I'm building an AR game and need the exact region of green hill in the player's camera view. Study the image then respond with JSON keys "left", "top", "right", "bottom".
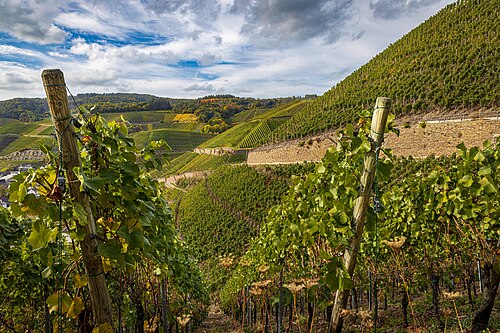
{"left": 270, "top": 0, "right": 500, "bottom": 142}
{"left": 131, "top": 128, "right": 215, "bottom": 152}
{"left": 201, "top": 100, "right": 310, "bottom": 149}
{"left": 170, "top": 163, "right": 315, "bottom": 291}
{"left": 100, "top": 110, "right": 175, "bottom": 123}
{"left": 198, "top": 121, "right": 257, "bottom": 149}
{"left": 0, "top": 120, "right": 37, "bottom": 135}
{"left": 0, "top": 93, "right": 172, "bottom": 121}
{"left": 177, "top": 166, "right": 290, "bottom": 258}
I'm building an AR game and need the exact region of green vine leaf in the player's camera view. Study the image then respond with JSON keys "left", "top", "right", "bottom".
{"left": 28, "top": 221, "right": 57, "bottom": 251}
{"left": 73, "top": 203, "right": 88, "bottom": 226}
{"left": 97, "top": 239, "right": 123, "bottom": 262}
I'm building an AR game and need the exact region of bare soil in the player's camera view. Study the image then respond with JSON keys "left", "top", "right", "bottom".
{"left": 385, "top": 118, "right": 499, "bottom": 158}
{"left": 247, "top": 118, "right": 499, "bottom": 164}
{"left": 193, "top": 304, "right": 243, "bottom": 333}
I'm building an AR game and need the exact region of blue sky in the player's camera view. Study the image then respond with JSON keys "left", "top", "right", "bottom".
{"left": 0, "top": 0, "right": 454, "bottom": 100}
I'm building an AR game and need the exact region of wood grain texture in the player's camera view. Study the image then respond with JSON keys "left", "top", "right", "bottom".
{"left": 42, "top": 69, "right": 114, "bottom": 328}
{"left": 329, "top": 97, "right": 391, "bottom": 333}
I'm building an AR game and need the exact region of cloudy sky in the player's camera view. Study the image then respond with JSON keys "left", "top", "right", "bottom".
{"left": 0, "top": 0, "right": 454, "bottom": 100}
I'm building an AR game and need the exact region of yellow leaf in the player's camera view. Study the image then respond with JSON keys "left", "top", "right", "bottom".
{"left": 67, "top": 296, "right": 85, "bottom": 319}
{"left": 73, "top": 274, "right": 89, "bottom": 288}
{"left": 92, "top": 322, "right": 114, "bottom": 333}
{"left": 70, "top": 252, "right": 81, "bottom": 262}
{"left": 46, "top": 290, "right": 71, "bottom": 314}
{"left": 102, "top": 258, "right": 112, "bottom": 272}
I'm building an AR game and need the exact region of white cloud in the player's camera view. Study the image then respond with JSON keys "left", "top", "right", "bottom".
{"left": 0, "top": 0, "right": 68, "bottom": 44}
{"left": 47, "top": 51, "right": 70, "bottom": 59}
{"left": 0, "top": 0, "right": 457, "bottom": 101}
{"left": 0, "top": 45, "right": 42, "bottom": 57}
{"left": 0, "top": 63, "right": 40, "bottom": 96}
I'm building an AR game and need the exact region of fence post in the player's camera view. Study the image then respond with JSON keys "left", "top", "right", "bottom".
{"left": 42, "top": 69, "right": 114, "bottom": 328}
{"left": 328, "top": 97, "right": 391, "bottom": 333}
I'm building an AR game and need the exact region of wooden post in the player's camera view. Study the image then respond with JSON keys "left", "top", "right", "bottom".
{"left": 161, "top": 279, "right": 169, "bottom": 333}
{"left": 328, "top": 97, "right": 391, "bottom": 333}
{"left": 277, "top": 268, "right": 284, "bottom": 333}
{"left": 41, "top": 69, "right": 114, "bottom": 328}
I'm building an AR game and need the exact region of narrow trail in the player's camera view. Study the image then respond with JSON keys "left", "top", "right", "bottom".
{"left": 193, "top": 306, "right": 243, "bottom": 333}
{"left": 25, "top": 124, "right": 53, "bottom": 137}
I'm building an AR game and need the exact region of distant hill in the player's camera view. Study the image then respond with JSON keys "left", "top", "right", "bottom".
{"left": 270, "top": 0, "right": 500, "bottom": 142}
{"left": 0, "top": 93, "right": 171, "bottom": 121}
{"left": 0, "top": 93, "right": 296, "bottom": 124}
{"left": 0, "top": 97, "right": 50, "bottom": 122}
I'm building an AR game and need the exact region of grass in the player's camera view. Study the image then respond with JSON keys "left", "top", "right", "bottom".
{"left": 229, "top": 101, "right": 310, "bottom": 125}
{"left": 35, "top": 119, "right": 53, "bottom": 126}
{"left": 230, "top": 108, "right": 269, "bottom": 124}
{"left": 163, "top": 152, "right": 199, "bottom": 175}
{"left": 253, "top": 100, "right": 311, "bottom": 120}
{"left": 0, "top": 121, "right": 38, "bottom": 135}
{"left": 0, "top": 118, "right": 20, "bottom": 126}
{"left": 0, "top": 135, "right": 19, "bottom": 154}
{"left": 0, "top": 136, "right": 54, "bottom": 155}
{"left": 38, "top": 126, "right": 56, "bottom": 135}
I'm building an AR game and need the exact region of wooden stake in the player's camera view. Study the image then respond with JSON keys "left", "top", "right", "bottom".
{"left": 41, "top": 69, "right": 114, "bottom": 328}
{"left": 328, "top": 97, "right": 391, "bottom": 333}
{"left": 161, "top": 279, "right": 169, "bottom": 333}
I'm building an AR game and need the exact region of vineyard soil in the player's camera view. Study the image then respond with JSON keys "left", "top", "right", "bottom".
{"left": 193, "top": 305, "right": 243, "bottom": 333}
{"left": 194, "top": 291, "right": 500, "bottom": 332}
{"left": 247, "top": 117, "right": 499, "bottom": 164}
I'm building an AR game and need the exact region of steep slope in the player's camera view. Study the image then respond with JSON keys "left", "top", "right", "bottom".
{"left": 247, "top": 117, "right": 499, "bottom": 164}
{"left": 271, "top": 0, "right": 499, "bottom": 142}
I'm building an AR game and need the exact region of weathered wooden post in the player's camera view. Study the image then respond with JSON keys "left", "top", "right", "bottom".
{"left": 277, "top": 268, "right": 284, "bottom": 333}
{"left": 161, "top": 279, "right": 169, "bottom": 333}
{"left": 41, "top": 69, "right": 114, "bottom": 328}
{"left": 328, "top": 97, "right": 391, "bottom": 333}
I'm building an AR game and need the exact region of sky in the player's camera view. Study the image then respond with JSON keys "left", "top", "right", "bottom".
{"left": 0, "top": 0, "right": 455, "bottom": 101}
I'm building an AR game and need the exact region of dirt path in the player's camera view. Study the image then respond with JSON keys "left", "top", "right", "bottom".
{"left": 193, "top": 307, "right": 243, "bottom": 333}
{"left": 160, "top": 171, "right": 212, "bottom": 189}
{"left": 26, "top": 124, "right": 52, "bottom": 137}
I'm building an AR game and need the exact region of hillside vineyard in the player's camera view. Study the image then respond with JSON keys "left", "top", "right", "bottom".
{"left": 0, "top": 0, "right": 498, "bottom": 332}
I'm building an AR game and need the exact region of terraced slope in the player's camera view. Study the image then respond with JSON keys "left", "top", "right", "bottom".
{"left": 177, "top": 153, "right": 246, "bottom": 174}
{"left": 101, "top": 110, "right": 175, "bottom": 123}
{"left": 198, "top": 122, "right": 257, "bottom": 149}
{"left": 132, "top": 129, "right": 215, "bottom": 151}
{"left": 202, "top": 100, "right": 310, "bottom": 149}
{"left": 270, "top": 0, "right": 499, "bottom": 142}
